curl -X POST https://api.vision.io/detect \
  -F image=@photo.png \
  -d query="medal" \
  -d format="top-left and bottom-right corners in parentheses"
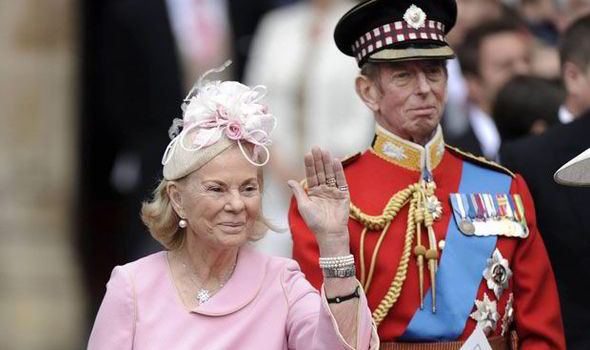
top-left (460, 219), bottom-right (475, 235)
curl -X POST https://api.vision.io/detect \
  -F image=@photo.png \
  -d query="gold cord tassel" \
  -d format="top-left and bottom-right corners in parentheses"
top-left (422, 183), bottom-right (438, 313)
top-left (413, 192), bottom-right (426, 310)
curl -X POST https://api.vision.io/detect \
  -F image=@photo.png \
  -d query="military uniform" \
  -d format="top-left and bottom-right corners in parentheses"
top-left (290, 125), bottom-right (565, 348)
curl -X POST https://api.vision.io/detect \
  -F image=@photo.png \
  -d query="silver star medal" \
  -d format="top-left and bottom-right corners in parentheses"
top-left (483, 248), bottom-right (512, 299)
top-left (501, 293), bottom-right (514, 336)
top-left (196, 289), bottom-right (211, 305)
top-left (470, 293), bottom-right (500, 335)
top-left (425, 195), bottom-right (443, 221)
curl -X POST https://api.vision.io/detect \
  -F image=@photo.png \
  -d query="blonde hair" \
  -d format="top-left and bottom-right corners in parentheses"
top-left (140, 167), bottom-right (274, 250)
top-left (141, 179), bottom-right (184, 250)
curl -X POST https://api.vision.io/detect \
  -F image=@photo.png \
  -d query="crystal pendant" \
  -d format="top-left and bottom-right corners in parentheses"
top-left (196, 288), bottom-right (211, 305)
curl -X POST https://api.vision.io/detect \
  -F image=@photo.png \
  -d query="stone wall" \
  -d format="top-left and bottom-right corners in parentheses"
top-left (0, 0), bottom-right (84, 349)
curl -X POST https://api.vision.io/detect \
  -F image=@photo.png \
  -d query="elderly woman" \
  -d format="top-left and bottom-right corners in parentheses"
top-left (87, 67), bottom-right (378, 349)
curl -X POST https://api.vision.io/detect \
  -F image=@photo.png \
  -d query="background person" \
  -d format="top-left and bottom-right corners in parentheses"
top-left (447, 19), bottom-right (531, 160)
top-left (87, 72), bottom-right (378, 349)
top-left (492, 75), bottom-right (563, 142)
top-left (244, 0), bottom-right (375, 257)
top-left (500, 14), bottom-right (590, 349)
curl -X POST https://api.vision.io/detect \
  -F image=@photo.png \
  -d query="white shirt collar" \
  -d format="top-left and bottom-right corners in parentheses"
top-left (469, 105), bottom-right (501, 160)
top-left (558, 105), bottom-right (575, 124)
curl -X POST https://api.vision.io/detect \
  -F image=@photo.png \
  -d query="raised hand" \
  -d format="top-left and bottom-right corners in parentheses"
top-left (289, 147), bottom-right (351, 256)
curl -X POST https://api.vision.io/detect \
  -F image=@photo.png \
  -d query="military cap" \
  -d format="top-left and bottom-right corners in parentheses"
top-left (334, 0), bottom-right (457, 66)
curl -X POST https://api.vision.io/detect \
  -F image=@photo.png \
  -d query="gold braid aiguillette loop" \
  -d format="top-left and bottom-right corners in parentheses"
top-left (350, 180), bottom-right (441, 326)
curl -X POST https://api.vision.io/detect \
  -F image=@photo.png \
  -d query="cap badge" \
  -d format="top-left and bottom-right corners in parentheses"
top-left (403, 4), bottom-right (427, 30)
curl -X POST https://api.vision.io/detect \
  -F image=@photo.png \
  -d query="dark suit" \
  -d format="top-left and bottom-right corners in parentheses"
top-left (445, 122), bottom-right (483, 158)
top-left (500, 111), bottom-right (590, 350)
top-left (80, 0), bottom-right (185, 329)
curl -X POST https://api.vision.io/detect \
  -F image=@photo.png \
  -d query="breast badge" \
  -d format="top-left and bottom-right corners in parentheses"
top-left (470, 293), bottom-right (500, 335)
top-left (483, 248), bottom-right (512, 299)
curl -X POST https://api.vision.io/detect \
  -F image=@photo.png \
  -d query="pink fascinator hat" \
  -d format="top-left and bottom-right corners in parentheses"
top-left (161, 61), bottom-right (276, 180)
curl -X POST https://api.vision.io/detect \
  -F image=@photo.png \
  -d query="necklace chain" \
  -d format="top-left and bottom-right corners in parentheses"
top-left (175, 251), bottom-right (236, 305)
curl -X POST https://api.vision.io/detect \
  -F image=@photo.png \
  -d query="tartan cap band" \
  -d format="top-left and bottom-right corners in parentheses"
top-left (352, 20), bottom-right (447, 64)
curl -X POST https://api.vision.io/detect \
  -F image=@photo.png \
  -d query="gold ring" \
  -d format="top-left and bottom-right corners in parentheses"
top-left (326, 177), bottom-right (337, 187)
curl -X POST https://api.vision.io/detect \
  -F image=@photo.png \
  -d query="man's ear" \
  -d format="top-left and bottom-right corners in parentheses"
top-left (563, 61), bottom-right (581, 95)
top-left (355, 75), bottom-right (381, 113)
top-left (464, 74), bottom-right (485, 106)
top-left (166, 181), bottom-right (185, 218)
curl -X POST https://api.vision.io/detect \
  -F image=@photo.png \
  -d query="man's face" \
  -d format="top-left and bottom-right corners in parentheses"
top-left (370, 60), bottom-right (448, 142)
top-left (578, 65), bottom-right (590, 113)
top-left (565, 62), bottom-right (590, 115)
top-left (475, 31), bottom-right (530, 111)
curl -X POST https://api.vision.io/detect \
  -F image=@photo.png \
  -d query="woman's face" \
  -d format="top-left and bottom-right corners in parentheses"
top-left (175, 146), bottom-right (262, 250)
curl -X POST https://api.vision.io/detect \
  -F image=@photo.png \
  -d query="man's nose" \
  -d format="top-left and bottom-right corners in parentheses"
top-left (415, 72), bottom-right (433, 94)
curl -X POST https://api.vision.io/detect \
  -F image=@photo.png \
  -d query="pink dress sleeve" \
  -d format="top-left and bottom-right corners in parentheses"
top-left (283, 260), bottom-right (379, 350)
top-left (87, 266), bottom-right (135, 350)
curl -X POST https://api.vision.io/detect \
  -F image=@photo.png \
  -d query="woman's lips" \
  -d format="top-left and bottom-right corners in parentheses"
top-left (218, 222), bottom-right (246, 233)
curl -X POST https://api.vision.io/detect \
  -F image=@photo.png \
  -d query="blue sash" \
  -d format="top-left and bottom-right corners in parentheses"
top-left (399, 162), bottom-right (511, 341)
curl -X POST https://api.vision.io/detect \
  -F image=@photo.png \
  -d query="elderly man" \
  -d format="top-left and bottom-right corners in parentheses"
top-left (289, 0), bottom-right (565, 348)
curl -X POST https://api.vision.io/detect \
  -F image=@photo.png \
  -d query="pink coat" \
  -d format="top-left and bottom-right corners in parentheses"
top-left (88, 244), bottom-right (378, 349)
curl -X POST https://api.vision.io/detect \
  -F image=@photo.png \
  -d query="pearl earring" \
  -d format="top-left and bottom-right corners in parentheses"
top-left (178, 219), bottom-right (187, 228)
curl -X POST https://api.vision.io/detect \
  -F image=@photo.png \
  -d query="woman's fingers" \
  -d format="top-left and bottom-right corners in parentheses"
top-left (305, 146), bottom-right (345, 190)
top-left (288, 180), bottom-right (307, 206)
top-left (312, 147), bottom-right (326, 185)
top-left (304, 152), bottom-right (318, 188)
top-left (322, 149), bottom-right (336, 187)
top-left (333, 159), bottom-right (349, 193)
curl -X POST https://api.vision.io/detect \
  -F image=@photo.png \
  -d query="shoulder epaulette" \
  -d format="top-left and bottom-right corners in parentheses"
top-left (445, 145), bottom-right (515, 178)
top-left (299, 152), bottom-right (362, 189)
top-left (340, 152), bottom-right (361, 168)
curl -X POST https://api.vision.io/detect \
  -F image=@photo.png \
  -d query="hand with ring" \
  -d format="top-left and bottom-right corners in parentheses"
top-left (289, 147), bottom-right (351, 257)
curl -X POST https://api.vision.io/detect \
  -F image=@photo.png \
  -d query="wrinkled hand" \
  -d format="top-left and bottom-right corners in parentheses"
top-left (289, 147), bottom-right (350, 256)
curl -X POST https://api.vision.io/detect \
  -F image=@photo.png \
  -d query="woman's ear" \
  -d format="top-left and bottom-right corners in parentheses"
top-left (166, 181), bottom-right (185, 218)
top-left (355, 75), bottom-right (381, 113)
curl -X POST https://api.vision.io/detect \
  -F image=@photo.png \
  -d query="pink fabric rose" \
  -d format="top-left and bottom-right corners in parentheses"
top-left (225, 120), bottom-right (244, 140)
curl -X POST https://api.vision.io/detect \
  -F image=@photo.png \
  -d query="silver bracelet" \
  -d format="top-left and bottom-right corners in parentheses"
top-left (322, 265), bottom-right (356, 278)
top-left (319, 254), bottom-right (355, 269)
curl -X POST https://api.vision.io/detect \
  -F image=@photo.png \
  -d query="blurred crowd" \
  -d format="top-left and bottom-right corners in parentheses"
top-left (2, 0), bottom-right (590, 348)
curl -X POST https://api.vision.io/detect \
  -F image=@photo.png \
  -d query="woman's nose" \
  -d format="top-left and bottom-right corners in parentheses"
top-left (224, 191), bottom-right (245, 212)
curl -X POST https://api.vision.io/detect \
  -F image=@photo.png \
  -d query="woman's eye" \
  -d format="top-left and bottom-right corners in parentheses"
top-left (207, 186), bottom-right (223, 193)
top-left (243, 185), bottom-right (258, 192)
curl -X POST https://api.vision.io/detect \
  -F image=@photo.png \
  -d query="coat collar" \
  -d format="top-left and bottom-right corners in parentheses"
top-left (192, 244), bottom-right (267, 316)
top-left (370, 123), bottom-right (445, 173)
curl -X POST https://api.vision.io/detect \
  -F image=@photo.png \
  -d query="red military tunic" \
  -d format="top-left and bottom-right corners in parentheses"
top-left (289, 125), bottom-right (565, 349)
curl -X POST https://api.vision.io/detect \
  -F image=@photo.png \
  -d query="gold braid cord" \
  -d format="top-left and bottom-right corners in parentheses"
top-left (350, 181), bottom-right (439, 326)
